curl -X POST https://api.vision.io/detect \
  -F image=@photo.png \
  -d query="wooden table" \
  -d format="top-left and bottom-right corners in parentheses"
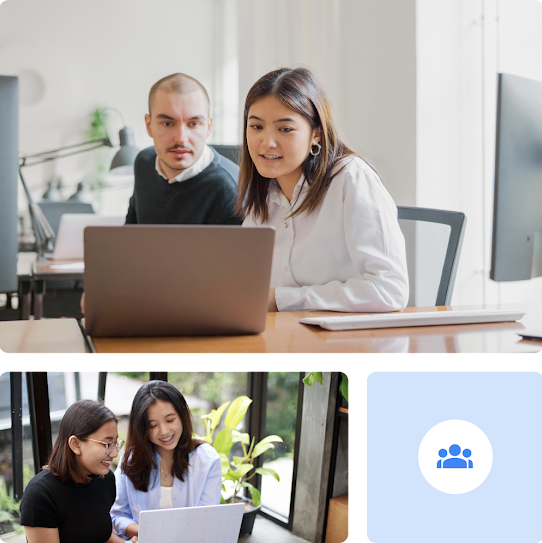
top-left (91, 303), bottom-right (542, 354)
top-left (32, 259), bottom-right (84, 319)
top-left (0, 318), bottom-right (88, 353)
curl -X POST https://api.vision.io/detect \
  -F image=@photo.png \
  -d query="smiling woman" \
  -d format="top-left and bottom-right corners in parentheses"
top-left (110, 381), bottom-right (222, 541)
top-left (20, 400), bottom-right (132, 543)
top-left (237, 67), bottom-right (409, 313)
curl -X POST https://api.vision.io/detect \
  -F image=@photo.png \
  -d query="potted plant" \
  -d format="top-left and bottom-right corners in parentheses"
top-left (195, 396), bottom-right (283, 536)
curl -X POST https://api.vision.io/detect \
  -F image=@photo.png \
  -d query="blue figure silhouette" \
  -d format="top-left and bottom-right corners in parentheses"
top-left (437, 445), bottom-right (474, 468)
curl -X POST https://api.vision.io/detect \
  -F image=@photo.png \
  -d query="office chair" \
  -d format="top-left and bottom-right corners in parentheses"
top-left (210, 144), bottom-right (241, 165)
top-left (397, 206), bottom-right (466, 307)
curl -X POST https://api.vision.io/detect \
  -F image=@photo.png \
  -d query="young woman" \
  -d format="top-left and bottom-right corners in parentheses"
top-left (20, 400), bottom-right (131, 543)
top-left (110, 381), bottom-right (222, 540)
top-left (238, 67), bottom-right (409, 313)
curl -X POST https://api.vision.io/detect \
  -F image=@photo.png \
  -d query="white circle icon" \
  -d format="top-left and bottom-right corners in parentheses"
top-left (418, 419), bottom-right (493, 494)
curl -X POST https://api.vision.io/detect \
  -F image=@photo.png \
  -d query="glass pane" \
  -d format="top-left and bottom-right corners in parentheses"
top-left (169, 372), bottom-right (249, 502)
top-left (113, 373), bottom-right (248, 484)
top-left (260, 372), bottom-right (300, 521)
top-left (0, 373), bottom-right (33, 536)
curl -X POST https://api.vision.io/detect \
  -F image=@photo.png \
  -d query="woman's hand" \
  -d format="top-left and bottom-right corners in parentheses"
top-left (268, 288), bottom-right (278, 312)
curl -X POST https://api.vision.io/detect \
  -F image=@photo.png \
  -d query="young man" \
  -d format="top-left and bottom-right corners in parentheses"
top-left (125, 73), bottom-right (240, 225)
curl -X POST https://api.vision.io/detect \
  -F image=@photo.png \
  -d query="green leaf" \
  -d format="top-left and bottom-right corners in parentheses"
top-left (232, 430), bottom-right (250, 445)
top-left (224, 472), bottom-right (240, 481)
top-left (211, 401), bottom-right (231, 431)
top-left (220, 495), bottom-right (227, 504)
top-left (219, 453), bottom-right (230, 476)
top-left (236, 463), bottom-right (254, 478)
top-left (224, 396), bottom-right (252, 430)
top-left (255, 467), bottom-right (280, 482)
top-left (340, 373), bottom-right (349, 402)
top-left (246, 485), bottom-right (261, 507)
top-left (302, 373), bottom-right (314, 386)
top-left (213, 428), bottom-right (233, 456)
top-left (313, 372), bottom-right (324, 385)
top-left (253, 435), bottom-right (283, 458)
top-left (232, 456), bottom-right (246, 467)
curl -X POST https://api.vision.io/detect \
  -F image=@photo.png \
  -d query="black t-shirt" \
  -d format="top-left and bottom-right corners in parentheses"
top-left (20, 469), bottom-right (116, 543)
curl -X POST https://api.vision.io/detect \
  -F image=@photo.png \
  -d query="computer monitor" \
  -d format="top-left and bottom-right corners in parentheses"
top-left (490, 72), bottom-right (542, 281)
top-left (0, 76), bottom-right (19, 293)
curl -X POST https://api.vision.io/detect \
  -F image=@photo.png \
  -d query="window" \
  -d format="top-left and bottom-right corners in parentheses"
top-left (259, 372), bottom-right (302, 524)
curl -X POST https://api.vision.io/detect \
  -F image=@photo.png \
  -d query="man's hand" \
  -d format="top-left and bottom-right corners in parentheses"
top-left (268, 288), bottom-right (277, 312)
top-left (80, 293), bottom-right (85, 315)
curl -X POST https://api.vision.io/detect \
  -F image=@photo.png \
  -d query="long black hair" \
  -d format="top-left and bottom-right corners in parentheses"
top-left (121, 381), bottom-right (202, 492)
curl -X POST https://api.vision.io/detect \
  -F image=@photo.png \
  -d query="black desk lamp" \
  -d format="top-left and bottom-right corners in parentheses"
top-left (19, 107), bottom-right (139, 256)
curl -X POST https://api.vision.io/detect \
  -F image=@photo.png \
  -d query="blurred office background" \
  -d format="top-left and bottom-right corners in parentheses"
top-left (0, 0), bottom-right (541, 306)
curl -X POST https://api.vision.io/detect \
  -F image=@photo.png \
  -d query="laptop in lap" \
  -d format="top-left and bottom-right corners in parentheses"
top-left (138, 503), bottom-right (245, 543)
top-left (83, 225), bottom-right (275, 337)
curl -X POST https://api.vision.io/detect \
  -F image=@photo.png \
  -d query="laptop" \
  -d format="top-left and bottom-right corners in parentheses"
top-left (83, 225), bottom-right (275, 337)
top-left (52, 214), bottom-right (125, 260)
top-left (138, 503), bottom-right (245, 543)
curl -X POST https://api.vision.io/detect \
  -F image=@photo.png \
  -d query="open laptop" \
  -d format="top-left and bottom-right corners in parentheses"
top-left (138, 503), bottom-right (245, 543)
top-left (52, 214), bottom-right (125, 260)
top-left (83, 225), bottom-right (275, 337)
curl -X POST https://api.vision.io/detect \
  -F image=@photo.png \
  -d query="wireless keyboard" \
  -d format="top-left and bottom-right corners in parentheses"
top-left (299, 309), bottom-right (525, 331)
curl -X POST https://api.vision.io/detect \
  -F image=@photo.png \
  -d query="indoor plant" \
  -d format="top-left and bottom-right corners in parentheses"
top-left (195, 395), bottom-right (283, 536)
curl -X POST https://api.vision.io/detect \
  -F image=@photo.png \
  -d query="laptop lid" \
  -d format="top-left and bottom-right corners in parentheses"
top-left (138, 503), bottom-right (245, 543)
top-left (84, 225), bottom-right (275, 337)
top-left (53, 214), bottom-right (125, 260)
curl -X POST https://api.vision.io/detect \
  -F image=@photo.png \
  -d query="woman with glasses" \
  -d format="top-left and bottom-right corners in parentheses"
top-left (110, 381), bottom-right (222, 541)
top-left (20, 399), bottom-right (134, 543)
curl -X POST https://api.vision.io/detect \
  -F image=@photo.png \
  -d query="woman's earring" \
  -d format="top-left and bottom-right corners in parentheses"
top-left (310, 142), bottom-right (321, 156)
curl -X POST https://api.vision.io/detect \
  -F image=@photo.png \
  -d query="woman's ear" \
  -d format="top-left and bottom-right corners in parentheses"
top-left (312, 128), bottom-right (322, 145)
top-left (68, 435), bottom-right (82, 455)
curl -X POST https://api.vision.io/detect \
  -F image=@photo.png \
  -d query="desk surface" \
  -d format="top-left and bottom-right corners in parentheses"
top-left (33, 259), bottom-right (84, 280)
top-left (0, 318), bottom-right (88, 353)
top-left (91, 303), bottom-right (542, 354)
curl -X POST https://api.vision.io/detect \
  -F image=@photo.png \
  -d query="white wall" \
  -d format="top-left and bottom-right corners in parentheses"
top-left (0, 0), bottom-right (217, 216)
top-left (237, 0), bottom-right (417, 208)
top-left (417, 0), bottom-right (542, 306)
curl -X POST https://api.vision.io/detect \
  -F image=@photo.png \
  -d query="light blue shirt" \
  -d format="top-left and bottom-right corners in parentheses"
top-left (110, 443), bottom-right (222, 538)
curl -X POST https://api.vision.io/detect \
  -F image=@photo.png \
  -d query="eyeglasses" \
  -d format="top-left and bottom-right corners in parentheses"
top-left (85, 438), bottom-right (125, 455)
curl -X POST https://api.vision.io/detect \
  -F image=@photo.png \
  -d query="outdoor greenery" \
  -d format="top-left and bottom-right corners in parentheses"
top-left (194, 396), bottom-right (283, 508)
top-left (0, 479), bottom-right (22, 535)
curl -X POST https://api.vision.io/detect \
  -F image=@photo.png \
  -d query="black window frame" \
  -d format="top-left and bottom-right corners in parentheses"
top-left (9, 371), bottom-right (304, 532)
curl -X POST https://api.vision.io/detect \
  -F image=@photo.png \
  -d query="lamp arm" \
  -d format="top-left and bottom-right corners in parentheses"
top-left (20, 140), bottom-right (112, 167)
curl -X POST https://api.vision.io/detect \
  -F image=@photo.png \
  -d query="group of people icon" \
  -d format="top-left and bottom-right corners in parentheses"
top-left (437, 444), bottom-right (473, 468)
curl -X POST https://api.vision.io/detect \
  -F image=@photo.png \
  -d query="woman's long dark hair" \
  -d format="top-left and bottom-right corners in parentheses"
top-left (48, 399), bottom-right (117, 484)
top-left (235, 67), bottom-right (357, 223)
top-left (122, 380), bottom-right (202, 492)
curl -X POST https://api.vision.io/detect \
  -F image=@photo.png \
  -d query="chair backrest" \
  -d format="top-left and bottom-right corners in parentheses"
top-left (397, 206), bottom-right (466, 306)
top-left (210, 144), bottom-right (241, 165)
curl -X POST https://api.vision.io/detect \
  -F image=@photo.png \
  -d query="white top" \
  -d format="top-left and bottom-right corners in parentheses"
top-left (243, 156), bottom-right (409, 312)
top-left (110, 443), bottom-right (222, 538)
top-left (159, 486), bottom-right (174, 509)
top-left (155, 144), bottom-right (214, 183)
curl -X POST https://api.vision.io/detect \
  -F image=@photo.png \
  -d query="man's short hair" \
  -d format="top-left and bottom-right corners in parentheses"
top-left (148, 73), bottom-right (210, 115)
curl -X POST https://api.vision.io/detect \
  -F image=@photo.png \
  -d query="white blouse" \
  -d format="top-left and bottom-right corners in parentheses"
top-left (242, 156), bottom-right (409, 312)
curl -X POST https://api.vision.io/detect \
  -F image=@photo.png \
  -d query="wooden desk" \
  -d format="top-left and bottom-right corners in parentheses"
top-left (0, 318), bottom-right (88, 353)
top-left (32, 260), bottom-right (84, 319)
top-left (91, 303), bottom-right (542, 354)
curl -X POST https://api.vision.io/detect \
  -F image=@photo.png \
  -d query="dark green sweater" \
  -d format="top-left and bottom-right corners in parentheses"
top-left (125, 146), bottom-right (241, 225)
